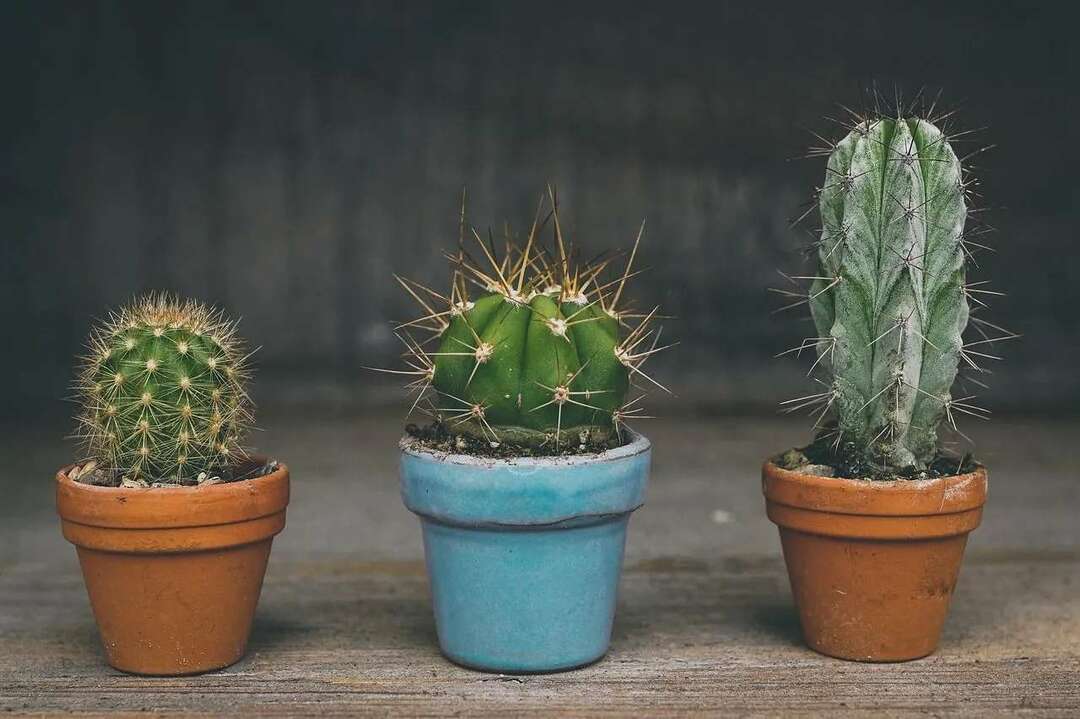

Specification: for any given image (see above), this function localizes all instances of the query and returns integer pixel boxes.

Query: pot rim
[762,460,987,516]
[399,431,651,528]
[762,460,988,540]
[400,428,650,468]
[56,455,290,530]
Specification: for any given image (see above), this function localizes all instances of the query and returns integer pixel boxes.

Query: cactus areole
[390,190,669,453]
[74,295,252,483]
[791,114,1002,476]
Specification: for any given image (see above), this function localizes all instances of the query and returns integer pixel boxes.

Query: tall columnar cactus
[390,190,668,450]
[74,295,252,482]
[801,115,980,472]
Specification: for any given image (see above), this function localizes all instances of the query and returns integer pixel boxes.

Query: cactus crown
[781,107,1011,476]
[387,189,669,453]
[73,295,253,483]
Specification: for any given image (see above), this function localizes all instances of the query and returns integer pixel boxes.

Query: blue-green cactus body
[810,118,968,470]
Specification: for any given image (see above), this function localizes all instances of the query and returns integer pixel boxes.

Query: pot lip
[399,430,651,527]
[56,455,290,529]
[762,459,988,517]
[399,428,650,467]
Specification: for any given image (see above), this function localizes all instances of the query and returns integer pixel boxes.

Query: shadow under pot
[55,459,290,675]
[400,431,651,673]
[762,461,988,662]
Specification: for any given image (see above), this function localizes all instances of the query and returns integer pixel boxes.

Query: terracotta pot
[762,460,987,662]
[55,460,289,675]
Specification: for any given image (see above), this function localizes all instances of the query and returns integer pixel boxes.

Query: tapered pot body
[763,461,987,662]
[56,460,289,675]
[400,432,650,673]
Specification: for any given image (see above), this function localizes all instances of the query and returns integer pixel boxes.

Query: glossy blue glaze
[400,432,651,673]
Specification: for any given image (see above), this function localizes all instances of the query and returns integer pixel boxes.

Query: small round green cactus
[389,190,668,449]
[74,295,252,482]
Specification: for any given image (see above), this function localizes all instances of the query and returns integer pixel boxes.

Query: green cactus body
[810,117,968,471]
[433,290,628,445]
[394,192,663,450]
[76,297,251,482]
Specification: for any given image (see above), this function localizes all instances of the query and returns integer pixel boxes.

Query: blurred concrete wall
[4,1,1077,417]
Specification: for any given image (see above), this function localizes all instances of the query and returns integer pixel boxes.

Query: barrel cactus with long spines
[798,115,984,474]
[388,190,667,451]
[74,295,252,483]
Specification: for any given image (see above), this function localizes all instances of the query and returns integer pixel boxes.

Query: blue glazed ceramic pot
[399,431,651,673]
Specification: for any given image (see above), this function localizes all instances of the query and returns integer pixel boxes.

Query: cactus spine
[805,116,974,472]
[74,295,252,482]
[391,190,667,450]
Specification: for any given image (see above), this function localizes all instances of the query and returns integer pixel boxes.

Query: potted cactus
[56,295,289,675]
[765,110,1012,661]
[384,190,667,673]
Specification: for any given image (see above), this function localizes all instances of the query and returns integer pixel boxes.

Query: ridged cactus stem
[74,295,252,482]
[807,117,970,471]
[383,189,670,451]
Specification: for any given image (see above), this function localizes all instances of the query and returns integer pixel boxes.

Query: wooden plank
[2,414,1078,715]
[1,552,1077,716]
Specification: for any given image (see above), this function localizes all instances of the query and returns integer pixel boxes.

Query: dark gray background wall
[4,1,1077,420]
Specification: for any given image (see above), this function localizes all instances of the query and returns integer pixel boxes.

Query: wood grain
[2,414,1078,715]
[1,552,1078,716]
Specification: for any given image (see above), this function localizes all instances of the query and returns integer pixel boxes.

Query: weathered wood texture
[4,2,1079,417]
[1,412,1078,715]
[2,554,1078,717]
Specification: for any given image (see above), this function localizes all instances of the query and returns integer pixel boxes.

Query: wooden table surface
[2,410,1078,716]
